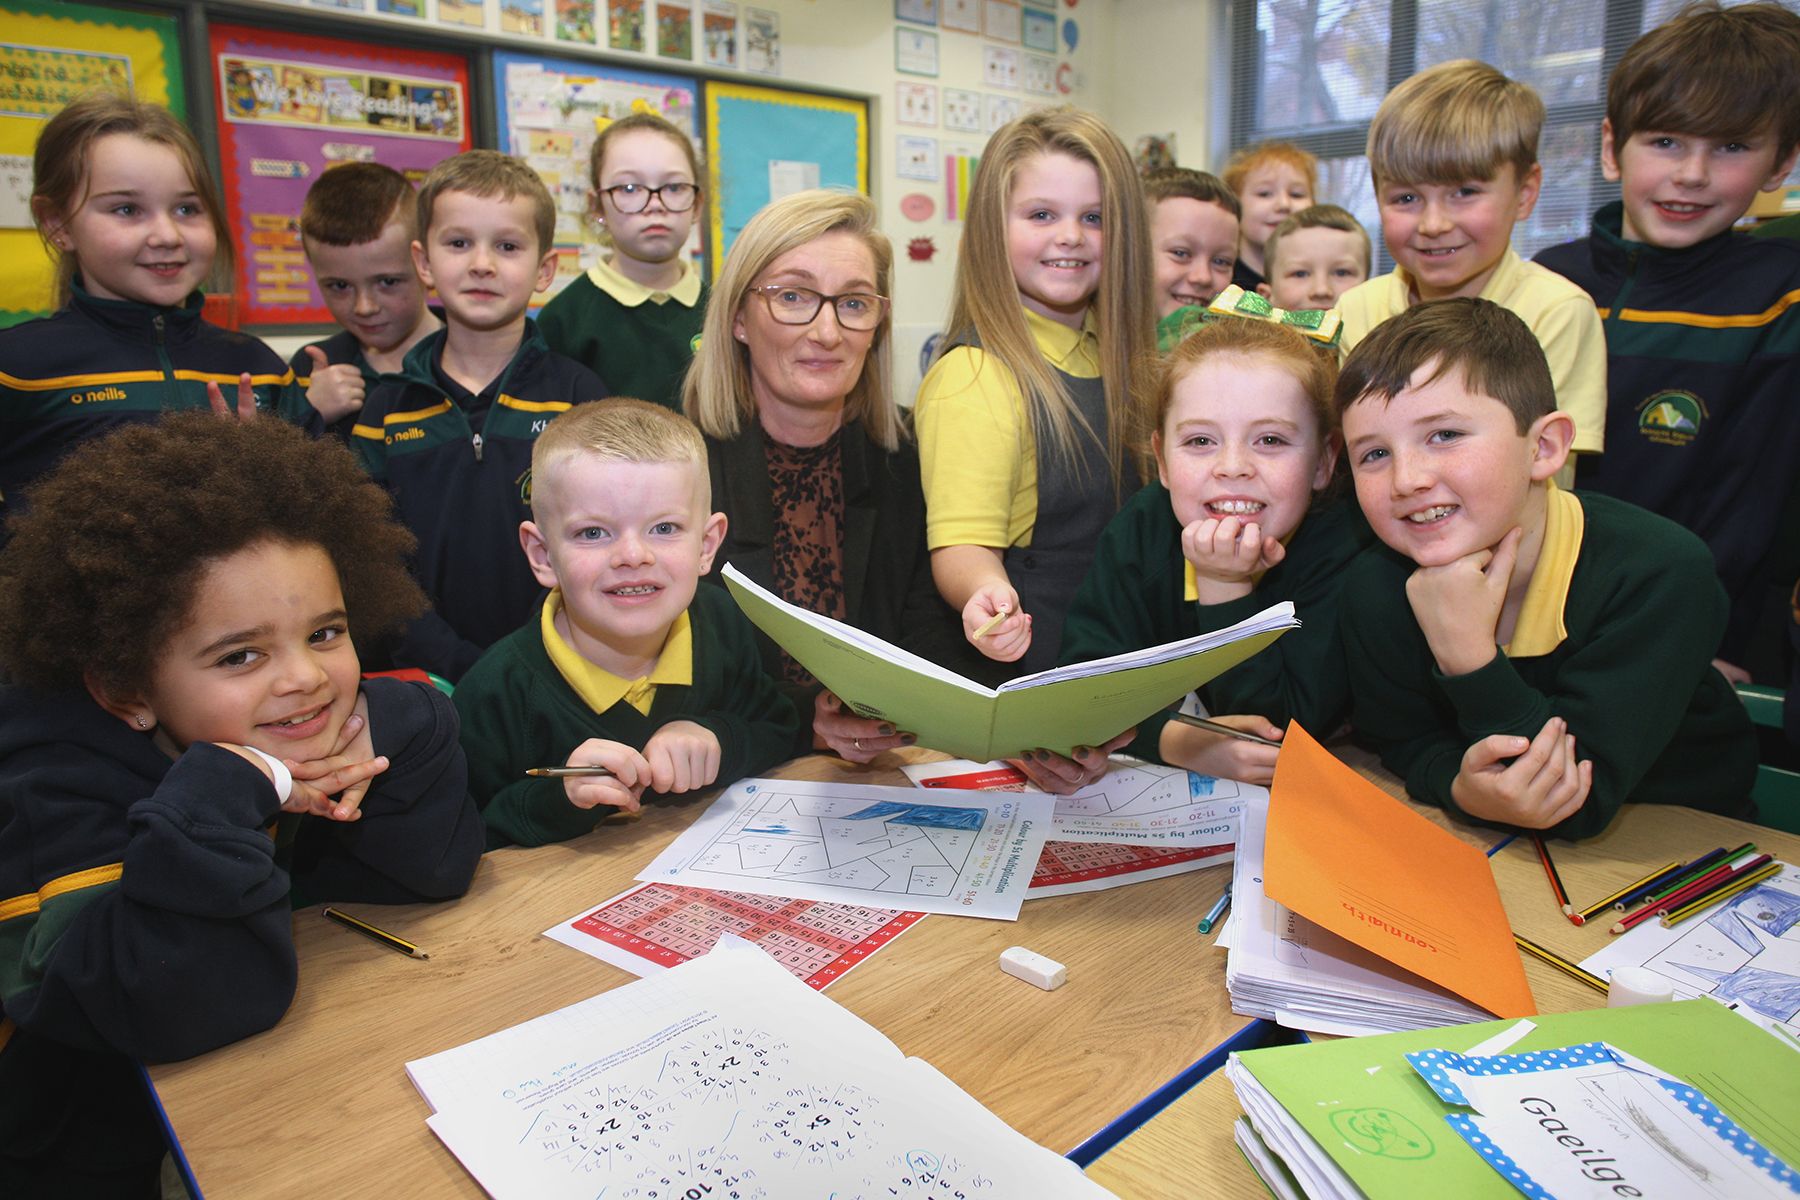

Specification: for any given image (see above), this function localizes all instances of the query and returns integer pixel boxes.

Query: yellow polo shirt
[587,255,702,308]
[915,307,1102,549]
[1337,249,1607,484]
[1503,482,1584,658]
[539,589,693,715]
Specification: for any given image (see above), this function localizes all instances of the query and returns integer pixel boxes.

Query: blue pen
[1198,883,1233,934]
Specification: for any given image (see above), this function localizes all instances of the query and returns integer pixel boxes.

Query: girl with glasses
[538,112,707,411]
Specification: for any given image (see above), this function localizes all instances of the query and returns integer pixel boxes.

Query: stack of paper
[1224,1000,1800,1200]
[1222,724,1532,1036]
[722,564,1298,761]
[410,937,1116,1199]
[1224,794,1493,1035]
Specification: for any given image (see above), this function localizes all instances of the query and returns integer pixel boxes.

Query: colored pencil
[1610,855,1715,912]
[1170,712,1284,748]
[1534,838,1575,921]
[525,765,615,778]
[1610,853,1770,934]
[1641,843,1754,905]
[1513,933,1608,995]
[1577,861,1678,921]
[1198,883,1233,934]
[322,907,429,960]
[1661,862,1782,928]
[971,607,1011,640]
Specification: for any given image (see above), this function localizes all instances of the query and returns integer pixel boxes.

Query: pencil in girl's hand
[1533,838,1575,922]
[972,607,1011,640]
[525,765,616,778]
[1170,712,1283,748]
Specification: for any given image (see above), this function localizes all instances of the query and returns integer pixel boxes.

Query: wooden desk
[1085,803,1800,1199]
[148,750,1252,1197]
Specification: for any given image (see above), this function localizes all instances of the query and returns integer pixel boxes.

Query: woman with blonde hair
[684,189,971,763]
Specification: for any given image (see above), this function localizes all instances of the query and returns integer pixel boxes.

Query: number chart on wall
[210,23,471,326]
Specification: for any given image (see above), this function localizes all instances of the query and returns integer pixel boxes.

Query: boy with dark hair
[454,399,798,847]
[292,162,441,440]
[1338,59,1607,485]
[1337,298,1755,839]
[355,149,607,681]
[1534,0,1800,680]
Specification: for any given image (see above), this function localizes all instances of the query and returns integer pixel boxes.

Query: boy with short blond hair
[453,399,798,847]
[355,149,607,681]
[1144,167,1240,318]
[1338,59,1607,481]
[1337,298,1754,839]
[1535,0,1800,676]
[291,162,441,440]
[1258,204,1371,311]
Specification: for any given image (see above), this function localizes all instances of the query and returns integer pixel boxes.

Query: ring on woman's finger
[852,738,863,751]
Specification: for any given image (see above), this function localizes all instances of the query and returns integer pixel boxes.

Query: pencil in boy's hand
[1170,712,1283,748]
[972,606,1011,640]
[525,764,616,778]
[322,907,429,960]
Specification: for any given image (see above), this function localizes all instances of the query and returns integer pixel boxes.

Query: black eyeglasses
[599,182,699,213]
[749,285,889,331]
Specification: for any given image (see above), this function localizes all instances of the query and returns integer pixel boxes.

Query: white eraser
[999,945,1067,991]
[1607,966,1675,1007]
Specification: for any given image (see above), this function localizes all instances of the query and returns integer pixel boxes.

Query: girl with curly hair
[0,414,483,1196]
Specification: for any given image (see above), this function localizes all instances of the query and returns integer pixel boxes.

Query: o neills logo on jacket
[387,426,425,443]
[69,386,129,405]
[1635,390,1705,447]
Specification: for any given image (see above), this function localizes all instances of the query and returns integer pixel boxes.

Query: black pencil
[323,907,429,960]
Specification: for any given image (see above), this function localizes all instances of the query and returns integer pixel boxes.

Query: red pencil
[1610,853,1771,935]
[1535,838,1576,922]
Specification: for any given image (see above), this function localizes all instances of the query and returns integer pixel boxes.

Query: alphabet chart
[409,937,1117,1198]
[544,882,925,989]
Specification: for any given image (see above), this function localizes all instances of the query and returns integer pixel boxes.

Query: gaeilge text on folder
[721,563,1298,763]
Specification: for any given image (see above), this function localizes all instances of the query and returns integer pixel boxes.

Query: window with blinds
[1225,0,1800,270]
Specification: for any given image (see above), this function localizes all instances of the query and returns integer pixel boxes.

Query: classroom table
[1084,802,1800,1199]
[146,748,1252,1198]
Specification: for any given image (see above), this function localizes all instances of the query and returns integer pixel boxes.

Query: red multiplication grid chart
[565,883,927,990]
[1031,840,1233,889]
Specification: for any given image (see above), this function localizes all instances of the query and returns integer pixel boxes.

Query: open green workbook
[1229,1000,1800,1199]
[720,564,1297,763]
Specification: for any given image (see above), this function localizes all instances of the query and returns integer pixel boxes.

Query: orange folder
[1264,723,1536,1019]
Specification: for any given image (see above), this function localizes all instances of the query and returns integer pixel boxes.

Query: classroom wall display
[438,0,486,28]
[942,86,981,133]
[744,6,780,74]
[610,0,646,51]
[702,0,738,67]
[1023,53,1054,96]
[376,0,424,17]
[1,0,185,327]
[941,0,980,34]
[983,45,1019,90]
[1021,6,1055,51]
[704,80,866,269]
[501,0,544,36]
[983,93,1019,132]
[210,23,469,327]
[896,81,937,127]
[943,146,979,221]
[896,0,937,26]
[656,0,693,59]
[895,29,939,78]
[983,0,1021,42]
[897,135,938,182]
[492,49,699,303]
[556,0,598,43]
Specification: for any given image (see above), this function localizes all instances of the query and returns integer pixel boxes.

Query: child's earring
[136,715,150,729]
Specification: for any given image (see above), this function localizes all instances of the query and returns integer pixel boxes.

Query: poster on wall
[493,50,700,304]
[610,0,647,52]
[1,0,185,326]
[702,0,738,67]
[744,7,780,74]
[438,0,487,27]
[557,0,598,43]
[501,0,544,35]
[657,0,693,59]
[210,23,471,326]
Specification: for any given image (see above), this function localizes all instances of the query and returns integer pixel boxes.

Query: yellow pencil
[972,607,1011,640]
[1513,933,1608,995]
[1660,862,1782,927]
[1576,860,1679,921]
[323,907,429,960]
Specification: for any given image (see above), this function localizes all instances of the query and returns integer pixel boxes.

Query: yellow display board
[1,1,184,326]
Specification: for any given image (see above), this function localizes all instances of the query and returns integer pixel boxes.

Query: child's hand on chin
[561,738,651,814]
[281,691,389,821]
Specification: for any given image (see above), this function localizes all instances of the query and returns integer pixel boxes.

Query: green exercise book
[720,564,1297,763]
[1230,1000,1800,1199]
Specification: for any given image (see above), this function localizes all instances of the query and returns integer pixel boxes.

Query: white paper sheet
[410,937,1114,1199]
[900,756,1250,848]
[1580,862,1800,1046]
[636,778,1054,920]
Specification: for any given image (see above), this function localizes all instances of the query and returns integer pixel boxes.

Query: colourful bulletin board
[210,23,471,326]
[490,49,699,305]
[703,81,868,272]
[0,0,184,328]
